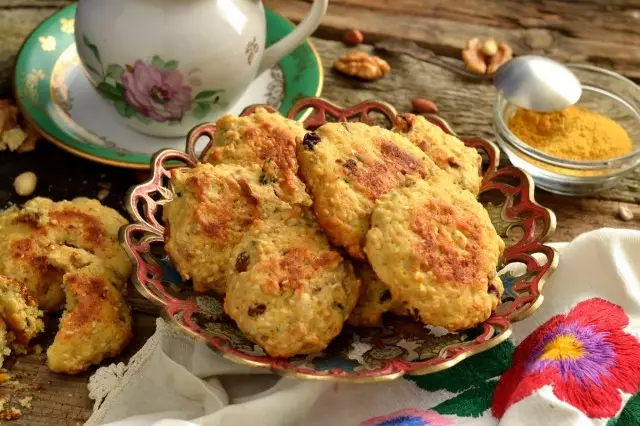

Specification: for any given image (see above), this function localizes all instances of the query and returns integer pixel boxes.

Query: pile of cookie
[0,197,132,374]
[163,108,504,358]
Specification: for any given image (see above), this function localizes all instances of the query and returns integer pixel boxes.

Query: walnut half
[334,51,390,81]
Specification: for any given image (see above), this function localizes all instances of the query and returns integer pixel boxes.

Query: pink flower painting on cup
[80,36,224,125]
[121,60,193,122]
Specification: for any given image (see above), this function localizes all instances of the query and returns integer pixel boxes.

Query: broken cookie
[0,197,131,311]
[46,247,132,374]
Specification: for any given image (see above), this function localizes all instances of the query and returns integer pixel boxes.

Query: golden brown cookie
[224,209,360,358]
[203,107,311,206]
[0,198,131,311]
[46,247,132,374]
[0,275,43,345]
[393,114,482,195]
[365,177,504,331]
[296,122,442,259]
[163,163,294,294]
[0,319,11,369]
[347,263,393,327]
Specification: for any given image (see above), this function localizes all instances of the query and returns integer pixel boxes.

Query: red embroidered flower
[492,298,640,419]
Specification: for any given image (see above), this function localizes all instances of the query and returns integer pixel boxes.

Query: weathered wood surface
[0,1,639,424]
[265,0,640,80]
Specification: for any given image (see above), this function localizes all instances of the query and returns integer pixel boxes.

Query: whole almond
[343,29,364,46]
[411,98,438,114]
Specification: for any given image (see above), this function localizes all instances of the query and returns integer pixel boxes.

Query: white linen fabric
[85,228,640,426]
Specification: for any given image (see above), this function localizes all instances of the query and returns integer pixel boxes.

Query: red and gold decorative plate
[120,98,558,383]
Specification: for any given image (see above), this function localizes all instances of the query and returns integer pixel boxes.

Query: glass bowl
[493,64,640,196]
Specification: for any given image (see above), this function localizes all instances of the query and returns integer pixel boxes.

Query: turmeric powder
[508,106,632,161]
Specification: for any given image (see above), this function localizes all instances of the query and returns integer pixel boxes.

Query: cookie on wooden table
[46,246,132,374]
[296,121,442,259]
[163,163,293,294]
[365,177,504,331]
[0,197,131,312]
[203,107,311,207]
[224,208,360,358]
[393,113,482,195]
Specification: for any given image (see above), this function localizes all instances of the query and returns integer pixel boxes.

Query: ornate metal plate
[120,97,558,382]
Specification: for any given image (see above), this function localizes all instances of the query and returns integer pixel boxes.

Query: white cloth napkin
[85,228,640,426]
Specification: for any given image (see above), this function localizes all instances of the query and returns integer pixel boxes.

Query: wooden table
[0,1,639,424]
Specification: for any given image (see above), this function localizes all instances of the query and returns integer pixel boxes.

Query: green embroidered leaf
[433,378,498,418]
[114,100,135,118]
[134,111,153,124]
[164,60,179,71]
[407,341,515,393]
[152,55,165,70]
[97,83,123,101]
[106,64,124,81]
[82,35,101,63]
[192,102,212,120]
[168,120,181,126]
[195,90,223,101]
[607,391,640,426]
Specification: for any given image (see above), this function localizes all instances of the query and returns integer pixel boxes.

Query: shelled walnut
[334,51,390,81]
[462,38,513,75]
[0,100,39,153]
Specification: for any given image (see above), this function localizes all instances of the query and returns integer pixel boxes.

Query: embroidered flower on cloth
[360,408,452,426]
[492,298,640,419]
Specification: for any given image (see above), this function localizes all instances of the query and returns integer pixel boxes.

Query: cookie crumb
[18,396,31,409]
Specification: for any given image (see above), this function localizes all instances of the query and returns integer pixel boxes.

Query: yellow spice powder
[508,106,633,162]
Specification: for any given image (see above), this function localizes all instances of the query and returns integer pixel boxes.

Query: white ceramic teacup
[74,0,328,137]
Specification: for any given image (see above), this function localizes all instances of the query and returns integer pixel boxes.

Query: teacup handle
[257,0,328,75]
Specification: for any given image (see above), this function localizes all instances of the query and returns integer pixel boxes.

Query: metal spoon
[374,41,582,112]
[493,55,582,112]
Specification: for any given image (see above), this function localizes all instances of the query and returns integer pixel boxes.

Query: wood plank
[264,0,640,79]
[0,3,73,98]
[538,195,640,243]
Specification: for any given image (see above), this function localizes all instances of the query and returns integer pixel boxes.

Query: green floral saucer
[13,4,323,169]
